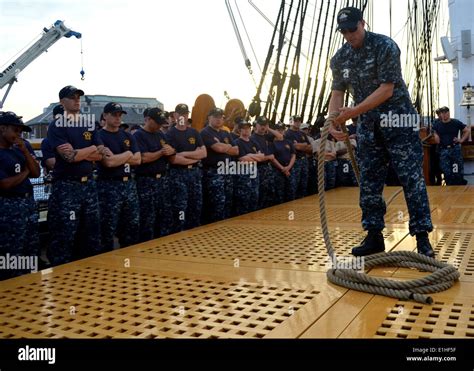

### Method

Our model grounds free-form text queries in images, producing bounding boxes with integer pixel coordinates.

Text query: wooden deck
[1,186,473,339]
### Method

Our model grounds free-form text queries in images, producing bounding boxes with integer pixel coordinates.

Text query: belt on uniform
[98,176,130,182]
[54,175,92,183]
[171,164,199,170]
[0,192,31,198]
[135,173,164,179]
[296,156,306,160]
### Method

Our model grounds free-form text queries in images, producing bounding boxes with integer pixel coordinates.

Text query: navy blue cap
[0,111,32,132]
[144,107,167,125]
[103,102,127,114]
[59,85,84,99]
[336,7,363,30]
[254,116,269,126]
[175,103,190,114]
[208,107,224,117]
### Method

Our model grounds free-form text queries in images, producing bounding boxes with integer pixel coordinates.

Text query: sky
[0,0,452,121]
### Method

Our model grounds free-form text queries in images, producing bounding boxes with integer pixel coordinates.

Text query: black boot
[416,232,435,258]
[352,230,385,256]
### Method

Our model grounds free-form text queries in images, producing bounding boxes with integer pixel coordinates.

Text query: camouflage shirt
[330,31,416,118]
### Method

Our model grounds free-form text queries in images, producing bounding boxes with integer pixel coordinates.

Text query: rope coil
[318,113,459,304]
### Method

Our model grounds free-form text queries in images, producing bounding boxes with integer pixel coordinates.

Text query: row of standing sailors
[0,86,358,280]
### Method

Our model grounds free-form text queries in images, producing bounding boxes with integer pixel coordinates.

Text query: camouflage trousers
[357,121,433,235]
[233,172,259,216]
[169,167,203,232]
[98,179,140,251]
[272,167,296,204]
[0,196,39,280]
[324,160,337,191]
[202,169,233,224]
[438,145,465,185]
[47,179,101,266]
[136,175,173,242]
[257,163,275,209]
[291,157,308,199]
[336,158,358,187]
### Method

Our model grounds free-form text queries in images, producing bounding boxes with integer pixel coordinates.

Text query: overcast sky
[0,0,451,121]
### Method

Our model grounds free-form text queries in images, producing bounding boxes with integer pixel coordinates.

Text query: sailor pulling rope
[318,112,460,304]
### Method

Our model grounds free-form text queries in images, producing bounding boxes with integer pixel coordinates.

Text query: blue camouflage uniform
[46,119,102,265]
[97,128,140,251]
[250,132,275,209]
[200,125,234,223]
[284,129,310,198]
[165,126,204,232]
[133,127,173,241]
[233,138,259,216]
[335,139,358,187]
[271,138,296,204]
[432,118,466,185]
[330,30,433,235]
[0,141,40,280]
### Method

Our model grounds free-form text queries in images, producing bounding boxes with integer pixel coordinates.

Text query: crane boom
[0,20,81,108]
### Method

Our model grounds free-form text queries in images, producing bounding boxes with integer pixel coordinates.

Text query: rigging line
[248,0,308,59]
[300,0,325,116]
[225,0,251,71]
[264,0,289,117]
[309,0,337,121]
[299,0,318,113]
[293,0,310,115]
[284,0,309,117]
[308,0,332,121]
[254,1,284,97]
[234,0,262,73]
[390,0,392,38]
[279,0,302,117]
[315,0,341,117]
[253,1,284,119]
[269,0,298,122]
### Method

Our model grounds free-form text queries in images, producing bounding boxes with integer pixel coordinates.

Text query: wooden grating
[238,205,410,224]
[433,207,474,225]
[0,266,320,339]
[375,300,474,339]
[135,225,399,271]
[433,231,474,280]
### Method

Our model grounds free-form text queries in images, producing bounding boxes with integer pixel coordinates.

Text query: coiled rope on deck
[318,113,460,304]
